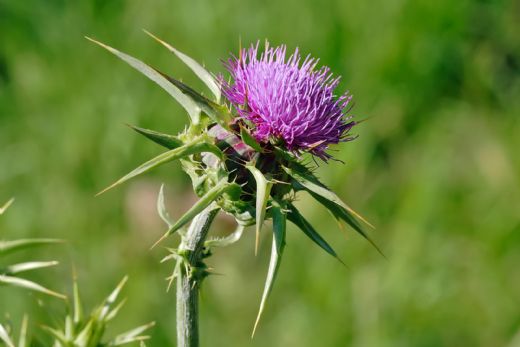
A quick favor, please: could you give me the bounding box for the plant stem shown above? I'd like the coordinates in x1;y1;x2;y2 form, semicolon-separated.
176;206;218;347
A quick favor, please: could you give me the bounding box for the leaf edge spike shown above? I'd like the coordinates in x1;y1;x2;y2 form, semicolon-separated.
282;165;375;229
96;141;223;196
245;164;273;256
143;30;221;102
85;36;201;124
252;200;286;337
286;203;345;265
150;180;231;249
126;124;184;150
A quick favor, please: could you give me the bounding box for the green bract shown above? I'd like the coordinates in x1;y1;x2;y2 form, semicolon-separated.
89;33;380;334
0;199;65;299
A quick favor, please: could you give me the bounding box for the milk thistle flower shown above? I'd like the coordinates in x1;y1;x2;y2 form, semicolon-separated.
222;42;356;160
88;32;380;346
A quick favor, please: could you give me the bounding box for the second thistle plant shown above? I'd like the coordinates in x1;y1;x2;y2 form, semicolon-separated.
88;32;380;345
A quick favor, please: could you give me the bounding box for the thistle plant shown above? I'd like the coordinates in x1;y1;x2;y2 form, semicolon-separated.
1;198;62;347
88;33;380;347
0;198;65;299
0;315;29;347
43;277;154;347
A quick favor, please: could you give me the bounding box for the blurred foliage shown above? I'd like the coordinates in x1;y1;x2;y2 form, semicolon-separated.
0;0;519;346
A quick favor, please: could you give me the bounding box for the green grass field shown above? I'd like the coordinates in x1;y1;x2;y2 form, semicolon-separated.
1;0;519;346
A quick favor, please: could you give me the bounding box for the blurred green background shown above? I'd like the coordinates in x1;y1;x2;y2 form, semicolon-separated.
1;0;519;346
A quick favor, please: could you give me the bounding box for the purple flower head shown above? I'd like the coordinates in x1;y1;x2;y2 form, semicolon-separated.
222;42;356;160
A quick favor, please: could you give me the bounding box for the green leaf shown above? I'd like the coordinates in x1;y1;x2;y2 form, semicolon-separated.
108;321;155;346
73;280;83;325
158;72;232;130
311;192;385;257
240;125;263;153
0;275;66;299
144;30;221;102
98;276;128;320
282;165;374;228
127;124;183;149
157;184;173;228
152;180;232;248
3;261;59;275
0;323;15;347
246;165;273;255
0;198;14;215
205;224;245;248
252;201;286;337
86;37;201;123
97;141;223;195
18;315;28;347
286;203;342;262
0;239;63;256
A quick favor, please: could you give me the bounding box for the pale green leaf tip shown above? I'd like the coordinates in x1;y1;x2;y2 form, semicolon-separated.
0;198;15;215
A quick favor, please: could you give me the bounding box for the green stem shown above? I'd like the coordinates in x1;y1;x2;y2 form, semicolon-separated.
176;206;218;347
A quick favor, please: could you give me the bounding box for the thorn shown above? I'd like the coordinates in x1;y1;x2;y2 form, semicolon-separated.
254;229;260;256
150;232;169;250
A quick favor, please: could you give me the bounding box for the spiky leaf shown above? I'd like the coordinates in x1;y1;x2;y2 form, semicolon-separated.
246;165;273;255
2;261;59;275
18;316;28;347
159;73;232;130
152;180;234;247
310;192;385;257
252;201;286;336
97;141;223;195
157;184;173;228
108;321;155;346
282;165;373;228
127;124;183;149
144;30;221;102
0;275;66;299
0;324;15;347
286;203;341;262
86;37;201;123
205;224;245;248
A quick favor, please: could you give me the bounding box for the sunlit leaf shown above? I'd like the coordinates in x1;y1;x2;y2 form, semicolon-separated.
127;124;183;149
286;203;342;262
86;37;201;123
252;201;286;337
3;261;59;275
0;323;15;347
98;276;128;320
0;239;63;256
159;73;232;130
205;224;245;248
97;141;223;195
73;280;83;325
246;164;273;255
157;184;173;228
282;165;374;228
152;180;233;248
0;198;14;215
18;315;28;347
108;321;155;346
144;30;221;102
0;275;66;299
311;192;385;257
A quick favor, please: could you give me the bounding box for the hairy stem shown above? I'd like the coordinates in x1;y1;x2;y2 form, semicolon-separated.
176;206;218;347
